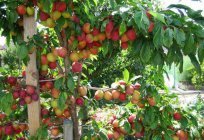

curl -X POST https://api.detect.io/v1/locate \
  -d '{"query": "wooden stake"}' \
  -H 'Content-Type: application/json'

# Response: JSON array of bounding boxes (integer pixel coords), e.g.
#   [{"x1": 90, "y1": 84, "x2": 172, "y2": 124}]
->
[{"x1": 24, "y1": 16, "x2": 41, "y2": 136}]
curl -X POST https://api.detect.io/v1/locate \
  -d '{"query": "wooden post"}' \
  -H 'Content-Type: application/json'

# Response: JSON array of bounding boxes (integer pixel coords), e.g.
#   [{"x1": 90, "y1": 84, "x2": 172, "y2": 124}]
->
[{"x1": 24, "y1": 16, "x2": 41, "y2": 136}]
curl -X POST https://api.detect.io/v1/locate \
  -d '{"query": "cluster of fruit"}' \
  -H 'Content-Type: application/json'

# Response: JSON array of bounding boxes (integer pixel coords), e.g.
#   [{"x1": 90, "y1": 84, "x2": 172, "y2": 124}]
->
[
  {"x1": 0, "y1": 120, "x2": 28, "y2": 139},
  {"x1": 16, "y1": 5, "x2": 34, "y2": 16}
]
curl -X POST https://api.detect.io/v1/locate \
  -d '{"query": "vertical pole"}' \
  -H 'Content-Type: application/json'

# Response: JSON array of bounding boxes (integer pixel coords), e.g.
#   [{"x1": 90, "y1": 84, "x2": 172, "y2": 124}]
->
[
  {"x1": 24, "y1": 16, "x2": 41, "y2": 136},
  {"x1": 63, "y1": 119, "x2": 73, "y2": 140}
]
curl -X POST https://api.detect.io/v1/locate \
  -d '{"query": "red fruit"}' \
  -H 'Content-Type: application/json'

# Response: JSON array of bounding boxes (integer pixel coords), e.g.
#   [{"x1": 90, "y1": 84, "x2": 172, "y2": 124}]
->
[
  {"x1": 50, "y1": 127, "x2": 59, "y2": 136},
  {"x1": 77, "y1": 32, "x2": 86, "y2": 41},
  {"x1": 76, "y1": 97, "x2": 84, "y2": 106},
  {"x1": 113, "y1": 131, "x2": 121, "y2": 139},
  {"x1": 41, "y1": 108, "x2": 49, "y2": 116},
  {"x1": 126, "y1": 29, "x2": 136, "y2": 41},
  {"x1": 119, "y1": 93, "x2": 126, "y2": 101},
  {"x1": 51, "y1": 88, "x2": 60, "y2": 98},
  {"x1": 26, "y1": 85, "x2": 35, "y2": 95},
  {"x1": 112, "y1": 119, "x2": 119, "y2": 128},
  {"x1": 126, "y1": 85, "x2": 134, "y2": 95},
  {"x1": 40, "y1": 11, "x2": 50, "y2": 21},
  {"x1": 86, "y1": 34, "x2": 94, "y2": 43},
  {"x1": 128, "y1": 114, "x2": 136, "y2": 124},
  {"x1": 4, "y1": 125, "x2": 14, "y2": 135},
  {"x1": 176, "y1": 130, "x2": 187, "y2": 139},
  {"x1": 106, "y1": 21, "x2": 114, "y2": 33},
  {"x1": 146, "y1": 10, "x2": 152, "y2": 19},
  {"x1": 6, "y1": 76, "x2": 17, "y2": 86},
  {"x1": 45, "y1": 81, "x2": 54, "y2": 89},
  {"x1": 92, "y1": 27, "x2": 100, "y2": 36},
  {"x1": 13, "y1": 91, "x2": 20, "y2": 99},
  {"x1": 83, "y1": 23, "x2": 91, "y2": 34},
  {"x1": 22, "y1": 71, "x2": 26, "y2": 77},
  {"x1": 11, "y1": 104, "x2": 17, "y2": 110},
  {"x1": 31, "y1": 93, "x2": 39, "y2": 101},
  {"x1": 56, "y1": 2, "x2": 67, "y2": 12},
  {"x1": 147, "y1": 97, "x2": 156, "y2": 106},
  {"x1": 16, "y1": 5, "x2": 26, "y2": 15},
  {"x1": 71, "y1": 15, "x2": 80, "y2": 23},
  {"x1": 41, "y1": 54, "x2": 48, "y2": 64},
  {"x1": 173, "y1": 112, "x2": 182, "y2": 121},
  {"x1": 19, "y1": 98, "x2": 26, "y2": 106},
  {"x1": 93, "y1": 42, "x2": 102, "y2": 47},
  {"x1": 121, "y1": 42, "x2": 128, "y2": 50},
  {"x1": 56, "y1": 47, "x2": 67, "y2": 58},
  {"x1": 134, "y1": 83, "x2": 141, "y2": 90},
  {"x1": 148, "y1": 22, "x2": 154, "y2": 32},
  {"x1": 111, "y1": 29, "x2": 120, "y2": 41},
  {"x1": 48, "y1": 62, "x2": 57, "y2": 69},
  {"x1": 78, "y1": 41, "x2": 87, "y2": 50},
  {"x1": 25, "y1": 96, "x2": 32, "y2": 104},
  {"x1": 121, "y1": 34, "x2": 129, "y2": 42},
  {"x1": 19, "y1": 90, "x2": 26, "y2": 98},
  {"x1": 107, "y1": 131, "x2": 114, "y2": 139},
  {"x1": 119, "y1": 80, "x2": 126, "y2": 85},
  {"x1": 72, "y1": 62, "x2": 82, "y2": 73}
]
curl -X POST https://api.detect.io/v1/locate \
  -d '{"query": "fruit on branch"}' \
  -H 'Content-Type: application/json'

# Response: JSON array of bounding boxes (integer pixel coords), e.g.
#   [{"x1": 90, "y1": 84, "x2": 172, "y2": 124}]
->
[
  {"x1": 64, "y1": 109, "x2": 71, "y2": 118},
  {"x1": 19, "y1": 90, "x2": 26, "y2": 98},
  {"x1": 147, "y1": 97, "x2": 156, "y2": 106},
  {"x1": 86, "y1": 34, "x2": 94, "y2": 43},
  {"x1": 97, "y1": 33, "x2": 106, "y2": 41},
  {"x1": 50, "y1": 127, "x2": 59, "y2": 137},
  {"x1": 48, "y1": 62, "x2": 57, "y2": 69},
  {"x1": 118, "y1": 80, "x2": 126, "y2": 86},
  {"x1": 112, "y1": 90, "x2": 120, "y2": 99},
  {"x1": 148, "y1": 22, "x2": 154, "y2": 32},
  {"x1": 121, "y1": 34, "x2": 129, "y2": 42},
  {"x1": 25, "y1": 96, "x2": 32, "y2": 104},
  {"x1": 107, "y1": 130, "x2": 114, "y2": 139},
  {"x1": 62, "y1": 11, "x2": 71, "y2": 18},
  {"x1": 176, "y1": 130, "x2": 188, "y2": 140},
  {"x1": 134, "y1": 83, "x2": 141, "y2": 90},
  {"x1": 83, "y1": 23, "x2": 91, "y2": 34},
  {"x1": 78, "y1": 40, "x2": 87, "y2": 50},
  {"x1": 41, "y1": 54, "x2": 48, "y2": 64},
  {"x1": 6, "y1": 76, "x2": 17, "y2": 86},
  {"x1": 119, "y1": 93, "x2": 126, "y2": 101},
  {"x1": 56, "y1": 47, "x2": 68, "y2": 58},
  {"x1": 51, "y1": 100, "x2": 58, "y2": 108},
  {"x1": 19, "y1": 99, "x2": 26, "y2": 106},
  {"x1": 106, "y1": 21, "x2": 114, "y2": 33},
  {"x1": 51, "y1": 11, "x2": 61, "y2": 20},
  {"x1": 125, "y1": 85, "x2": 134, "y2": 95},
  {"x1": 90, "y1": 47, "x2": 98, "y2": 55},
  {"x1": 55, "y1": 108, "x2": 63, "y2": 116},
  {"x1": 4, "y1": 125, "x2": 14, "y2": 135},
  {"x1": 51, "y1": 88, "x2": 60, "y2": 98},
  {"x1": 121, "y1": 42, "x2": 128, "y2": 50},
  {"x1": 41, "y1": 108, "x2": 49, "y2": 117},
  {"x1": 77, "y1": 32, "x2": 86, "y2": 41},
  {"x1": 78, "y1": 86, "x2": 87, "y2": 96},
  {"x1": 92, "y1": 27, "x2": 100, "y2": 36},
  {"x1": 70, "y1": 51, "x2": 80, "y2": 62},
  {"x1": 132, "y1": 90, "x2": 140, "y2": 101},
  {"x1": 47, "y1": 53, "x2": 57, "y2": 62},
  {"x1": 111, "y1": 29, "x2": 119, "y2": 41},
  {"x1": 172, "y1": 135, "x2": 179, "y2": 140},
  {"x1": 46, "y1": 18, "x2": 56, "y2": 28},
  {"x1": 26, "y1": 7, "x2": 34, "y2": 16},
  {"x1": 72, "y1": 62, "x2": 82, "y2": 73},
  {"x1": 32, "y1": 94, "x2": 39, "y2": 101},
  {"x1": 11, "y1": 104, "x2": 17, "y2": 110},
  {"x1": 113, "y1": 131, "x2": 121, "y2": 139},
  {"x1": 112, "y1": 119, "x2": 119, "y2": 128},
  {"x1": 137, "y1": 100, "x2": 145, "y2": 108},
  {"x1": 94, "y1": 90, "x2": 104, "y2": 100},
  {"x1": 26, "y1": 85, "x2": 35, "y2": 95},
  {"x1": 40, "y1": 11, "x2": 50, "y2": 21},
  {"x1": 13, "y1": 91, "x2": 20, "y2": 99},
  {"x1": 45, "y1": 81, "x2": 54, "y2": 89},
  {"x1": 76, "y1": 97, "x2": 84, "y2": 106},
  {"x1": 128, "y1": 114, "x2": 136, "y2": 124},
  {"x1": 126, "y1": 29, "x2": 136, "y2": 41},
  {"x1": 173, "y1": 112, "x2": 182, "y2": 121},
  {"x1": 41, "y1": 65, "x2": 48, "y2": 71},
  {"x1": 146, "y1": 10, "x2": 152, "y2": 19},
  {"x1": 104, "y1": 91, "x2": 113, "y2": 101},
  {"x1": 56, "y1": 2, "x2": 67, "y2": 12},
  {"x1": 16, "y1": 5, "x2": 26, "y2": 15}
]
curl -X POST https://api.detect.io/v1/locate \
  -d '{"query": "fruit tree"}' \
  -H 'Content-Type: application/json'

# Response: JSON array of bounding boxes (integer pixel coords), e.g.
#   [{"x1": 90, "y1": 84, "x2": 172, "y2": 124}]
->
[{"x1": 0, "y1": 0, "x2": 204, "y2": 140}]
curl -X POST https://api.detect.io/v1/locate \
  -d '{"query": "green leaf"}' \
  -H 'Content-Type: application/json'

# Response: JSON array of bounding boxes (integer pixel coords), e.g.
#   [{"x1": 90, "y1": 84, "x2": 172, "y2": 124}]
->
[
  {"x1": 67, "y1": 74, "x2": 75, "y2": 92},
  {"x1": 17, "y1": 43, "x2": 28, "y2": 60},
  {"x1": 58, "y1": 92, "x2": 67, "y2": 110},
  {"x1": 198, "y1": 41, "x2": 204, "y2": 63},
  {"x1": 183, "y1": 33, "x2": 195, "y2": 55},
  {"x1": 173, "y1": 28, "x2": 186, "y2": 47},
  {"x1": 149, "y1": 11, "x2": 166, "y2": 24},
  {"x1": 134, "y1": 11, "x2": 149, "y2": 31},
  {"x1": 123, "y1": 69, "x2": 129, "y2": 83},
  {"x1": 163, "y1": 28, "x2": 173, "y2": 48},
  {"x1": 119, "y1": 22, "x2": 127, "y2": 36},
  {"x1": 54, "y1": 77, "x2": 64, "y2": 89},
  {"x1": 99, "y1": 130, "x2": 108, "y2": 140},
  {"x1": 153, "y1": 27, "x2": 164, "y2": 49},
  {"x1": 189, "y1": 54, "x2": 201, "y2": 74},
  {"x1": 140, "y1": 42, "x2": 151, "y2": 63}
]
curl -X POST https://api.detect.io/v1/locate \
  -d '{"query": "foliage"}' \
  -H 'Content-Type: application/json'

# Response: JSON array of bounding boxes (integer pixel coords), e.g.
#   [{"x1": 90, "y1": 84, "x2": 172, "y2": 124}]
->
[{"x1": 191, "y1": 62, "x2": 204, "y2": 89}]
